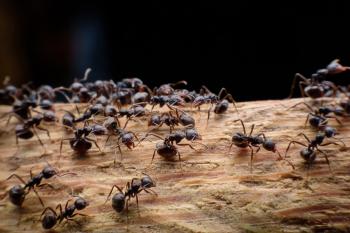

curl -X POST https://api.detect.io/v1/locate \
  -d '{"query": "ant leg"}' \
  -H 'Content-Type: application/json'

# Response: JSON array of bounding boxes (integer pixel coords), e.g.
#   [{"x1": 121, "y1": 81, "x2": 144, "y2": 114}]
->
[
  {"x1": 206, "y1": 104, "x2": 213, "y2": 127},
  {"x1": 316, "y1": 148, "x2": 331, "y2": 171},
  {"x1": 64, "y1": 217, "x2": 82, "y2": 226},
  {"x1": 36, "y1": 126, "x2": 51, "y2": 140},
  {"x1": 287, "y1": 102, "x2": 314, "y2": 112},
  {"x1": 32, "y1": 128, "x2": 44, "y2": 146},
  {"x1": 113, "y1": 144, "x2": 123, "y2": 164},
  {"x1": 37, "y1": 183, "x2": 55, "y2": 190},
  {"x1": 304, "y1": 113, "x2": 311, "y2": 128},
  {"x1": 331, "y1": 137, "x2": 346, "y2": 147},
  {"x1": 40, "y1": 207, "x2": 57, "y2": 220},
  {"x1": 256, "y1": 133, "x2": 267, "y2": 141},
  {"x1": 59, "y1": 138, "x2": 72, "y2": 158},
  {"x1": 249, "y1": 124, "x2": 255, "y2": 137},
  {"x1": 143, "y1": 188, "x2": 158, "y2": 196},
  {"x1": 285, "y1": 140, "x2": 308, "y2": 158},
  {"x1": 222, "y1": 93, "x2": 239, "y2": 113},
  {"x1": 234, "y1": 119, "x2": 246, "y2": 135},
  {"x1": 32, "y1": 187, "x2": 45, "y2": 207},
  {"x1": 104, "y1": 134, "x2": 113, "y2": 149},
  {"x1": 104, "y1": 185, "x2": 123, "y2": 204},
  {"x1": 228, "y1": 142, "x2": 234, "y2": 154},
  {"x1": 86, "y1": 137, "x2": 102, "y2": 152},
  {"x1": 177, "y1": 151, "x2": 182, "y2": 170},
  {"x1": 298, "y1": 81, "x2": 308, "y2": 98},
  {"x1": 130, "y1": 132, "x2": 140, "y2": 143},
  {"x1": 320, "y1": 142, "x2": 340, "y2": 147},
  {"x1": 6, "y1": 174, "x2": 26, "y2": 185},
  {"x1": 151, "y1": 149, "x2": 157, "y2": 164},
  {"x1": 297, "y1": 133, "x2": 311, "y2": 143},
  {"x1": 288, "y1": 73, "x2": 309, "y2": 98},
  {"x1": 249, "y1": 145, "x2": 255, "y2": 173},
  {"x1": 326, "y1": 115, "x2": 342, "y2": 125},
  {"x1": 176, "y1": 143, "x2": 199, "y2": 152}
]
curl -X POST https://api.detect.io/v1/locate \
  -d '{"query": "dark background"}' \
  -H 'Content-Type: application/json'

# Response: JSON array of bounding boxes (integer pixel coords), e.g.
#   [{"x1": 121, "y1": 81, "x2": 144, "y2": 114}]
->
[{"x1": 1, "y1": 1, "x2": 350, "y2": 101}]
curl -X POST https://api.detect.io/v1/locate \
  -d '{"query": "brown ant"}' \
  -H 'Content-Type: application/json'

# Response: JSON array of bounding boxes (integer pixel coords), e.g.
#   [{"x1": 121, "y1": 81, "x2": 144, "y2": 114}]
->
[
  {"x1": 41, "y1": 196, "x2": 89, "y2": 229},
  {"x1": 105, "y1": 173, "x2": 156, "y2": 214},
  {"x1": 5, "y1": 165, "x2": 75, "y2": 207},
  {"x1": 228, "y1": 119, "x2": 293, "y2": 172}
]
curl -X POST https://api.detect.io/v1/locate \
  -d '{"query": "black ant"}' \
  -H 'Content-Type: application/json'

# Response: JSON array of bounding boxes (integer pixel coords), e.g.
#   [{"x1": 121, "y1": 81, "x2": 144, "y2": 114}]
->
[
  {"x1": 41, "y1": 196, "x2": 89, "y2": 229},
  {"x1": 148, "y1": 105, "x2": 194, "y2": 132},
  {"x1": 102, "y1": 117, "x2": 139, "y2": 164},
  {"x1": 285, "y1": 131, "x2": 344, "y2": 170},
  {"x1": 153, "y1": 80, "x2": 187, "y2": 96},
  {"x1": 228, "y1": 119, "x2": 292, "y2": 173},
  {"x1": 147, "y1": 112, "x2": 180, "y2": 132},
  {"x1": 288, "y1": 59, "x2": 350, "y2": 99},
  {"x1": 13, "y1": 114, "x2": 51, "y2": 154},
  {"x1": 55, "y1": 68, "x2": 94, "y2": 103},
  {"x1": 105, "y1": 174, "x2": 156, "y2": 214},
  {"x1": 5, "y1": 165, "x2": 75, "y2": 207},
  {"x1": 60, "y1": 125, "x2": 102, "y2": 156},
  {"x1": 139, "y1": 131, "x2": 205, "y2": 167},
  {"x1": 192, "y1": 86, "x2": 238, "y2": 123},
  {"x1": 287, "y1": 102, "x2": 343, "y2": 129}
]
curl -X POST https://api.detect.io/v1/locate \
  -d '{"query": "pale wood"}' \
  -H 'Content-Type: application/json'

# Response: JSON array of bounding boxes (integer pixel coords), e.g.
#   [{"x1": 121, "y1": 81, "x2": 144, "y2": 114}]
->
[{"x1": 0, "y1": 98, "x2": 350, "y2": 233}]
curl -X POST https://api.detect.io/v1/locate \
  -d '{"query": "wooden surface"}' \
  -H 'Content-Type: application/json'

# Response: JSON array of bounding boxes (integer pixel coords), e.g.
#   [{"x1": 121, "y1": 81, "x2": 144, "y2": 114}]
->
[{"x1": 1, "y1": 98, "x2": 350, "y2": 233}]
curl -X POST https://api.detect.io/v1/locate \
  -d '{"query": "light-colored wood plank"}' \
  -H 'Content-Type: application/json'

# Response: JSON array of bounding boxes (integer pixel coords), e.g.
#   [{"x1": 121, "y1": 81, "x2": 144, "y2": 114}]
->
[{"x1": 1, "y1": 98, "x2": 350, "y2": 233}]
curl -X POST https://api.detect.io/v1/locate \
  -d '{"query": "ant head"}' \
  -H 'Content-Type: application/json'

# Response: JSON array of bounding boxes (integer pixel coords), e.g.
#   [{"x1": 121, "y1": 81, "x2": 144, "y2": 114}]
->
[
  {"x1": 42, "y1": 166, "x2": 57, "y2": 179},
  {"x1": 324, "y1": 126, "x2": 337, "y2": 138},
  {"x1": 141, "y1": 174, "x2": 156, "y2": 188},
  {"x1": 309, "y1": 115, "x2": 323, "y2": 128},
  {"x1": 75, "y1": 197, "x2": 89, "y2": 210}
]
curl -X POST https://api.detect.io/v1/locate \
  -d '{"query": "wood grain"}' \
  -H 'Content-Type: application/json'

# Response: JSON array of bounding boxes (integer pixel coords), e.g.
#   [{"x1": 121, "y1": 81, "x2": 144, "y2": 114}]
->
[{"x1": 1, "y1": 98, "x2": 350, "y2": 233}]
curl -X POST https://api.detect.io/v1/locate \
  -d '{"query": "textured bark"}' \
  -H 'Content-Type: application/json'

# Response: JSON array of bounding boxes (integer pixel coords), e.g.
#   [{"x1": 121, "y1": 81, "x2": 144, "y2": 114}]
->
[{"x1": 1, "y1": 98, "x2": 350, "y2": 233}]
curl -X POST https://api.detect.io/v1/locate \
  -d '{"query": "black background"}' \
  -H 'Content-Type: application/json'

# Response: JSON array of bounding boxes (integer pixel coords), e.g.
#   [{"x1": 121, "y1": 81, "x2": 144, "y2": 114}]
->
[{"x1": 1, "y1": 1, "x2": 350, "y2": 101}]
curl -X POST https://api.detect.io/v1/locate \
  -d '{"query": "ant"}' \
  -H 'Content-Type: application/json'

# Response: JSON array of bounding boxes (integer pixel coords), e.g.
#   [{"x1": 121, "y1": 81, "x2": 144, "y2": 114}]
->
[
  {"x1": 287, "y1": 102, "x2": 344, "y2": 129},
  {"x1": 60, "y1": 124, "x2": 102, "y2": 156},
  {"x1": 139, "y1": 131, "x2": 204, "y2": 167},
  {"x1": 285, "y1": 131, "x2": 344, "y2": 170},
  {"x1": 288, "y1": 59, "x2": 350, "y2": 99},
  {"x1": 5, "y1": 165, "x2": 75, "y2": 207},
  {"x1": 192, "y1": 86, "x2": 238, "y2": 123},
  {"x1": 105, "y1": 174, "x2": 156, "y2": 214},
  {"x1": 148, "y1": 111, "x2": 180, "y2": 132},
  {"x1": 228, "y1": 119, "x2": 293, "y2": 173},
  {"x1": 148, "y1": 105, "x2": 194, "y2": 132},
  {"x1": 13, "y1": 114, "x2": 51, "y2": 154},
  {"x1": 153, "y1": 80, "x2": 188, "y2": 96},
  {"x1": 55, "y1": 68, "x2": 93, "y2": 103},
  {"x1": 102, "y1": 117, "x2": 140, "y2": 164},
  {"x1": 41, "y1": 196, "x2": 89, "y2": 229}
]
